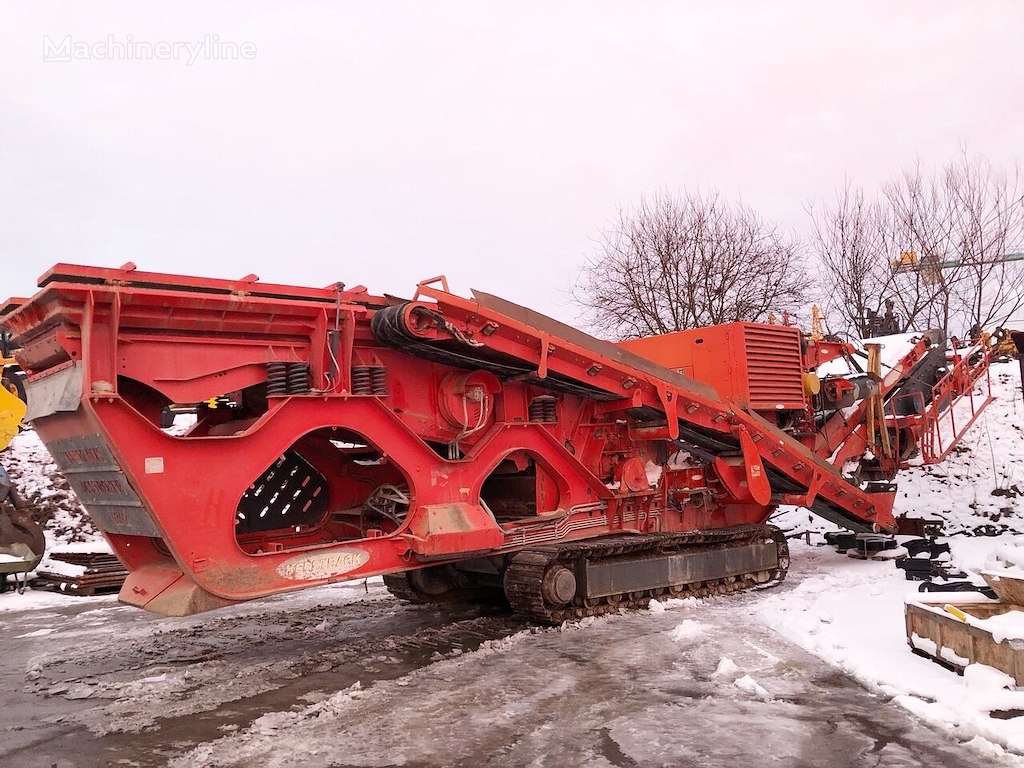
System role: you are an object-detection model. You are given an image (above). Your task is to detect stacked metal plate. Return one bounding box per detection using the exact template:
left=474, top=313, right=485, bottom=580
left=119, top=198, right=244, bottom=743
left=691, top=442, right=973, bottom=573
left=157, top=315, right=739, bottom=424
left=35, top=551, right=127, bottom=596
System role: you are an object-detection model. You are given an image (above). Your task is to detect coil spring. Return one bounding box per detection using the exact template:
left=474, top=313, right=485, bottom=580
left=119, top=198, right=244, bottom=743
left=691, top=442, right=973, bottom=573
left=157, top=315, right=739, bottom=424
left=528, top=395, right=558, bottom=423
left=352, top=366, right=373, bottom=395
left=370, top=366, right=388, bottom=396
left=286, top=363, right=310, bottom=395
left=267, top=362, right=289, bottom=397
left=351, top=366, right=387, bottom=396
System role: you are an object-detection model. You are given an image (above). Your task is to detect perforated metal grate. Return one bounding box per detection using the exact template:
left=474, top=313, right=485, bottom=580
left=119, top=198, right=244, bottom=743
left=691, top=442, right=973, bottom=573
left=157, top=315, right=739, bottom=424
left=235, top=450, right=328, bottom=534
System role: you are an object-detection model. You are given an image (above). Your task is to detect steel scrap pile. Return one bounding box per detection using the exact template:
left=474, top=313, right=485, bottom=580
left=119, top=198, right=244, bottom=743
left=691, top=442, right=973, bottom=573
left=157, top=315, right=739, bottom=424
left=35, top=551, right=128, bottom=596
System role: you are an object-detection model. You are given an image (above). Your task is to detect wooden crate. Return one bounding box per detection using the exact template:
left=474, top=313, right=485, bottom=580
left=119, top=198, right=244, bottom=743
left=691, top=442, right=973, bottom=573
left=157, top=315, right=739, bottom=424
left=905, top=591, right=1024, bottom=684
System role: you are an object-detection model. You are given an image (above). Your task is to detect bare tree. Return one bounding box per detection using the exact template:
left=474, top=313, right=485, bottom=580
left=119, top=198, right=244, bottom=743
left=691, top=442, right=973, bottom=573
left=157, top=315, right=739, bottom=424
left=573, top=190, right=806, bottom=340
left=812, top=152, right=1024, bottom=338
left=807, top=181, right=908, bottom=336
left=885, top=159, right=965, bottom=335
left=941, top=153, right=1024, bottom=333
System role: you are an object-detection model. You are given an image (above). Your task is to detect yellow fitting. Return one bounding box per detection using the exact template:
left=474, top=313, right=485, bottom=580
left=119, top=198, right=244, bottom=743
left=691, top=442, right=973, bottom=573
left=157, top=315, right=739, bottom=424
left=942, top=604, right=968, bottom=622
left=811, top=305, right=824, bottom=341
left=802, top=372, right=821, bottom=397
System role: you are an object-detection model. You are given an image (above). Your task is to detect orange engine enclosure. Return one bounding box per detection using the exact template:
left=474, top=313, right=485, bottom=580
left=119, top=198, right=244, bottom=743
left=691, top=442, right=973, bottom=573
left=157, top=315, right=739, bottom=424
left=618, top=323, right=806, bottom=413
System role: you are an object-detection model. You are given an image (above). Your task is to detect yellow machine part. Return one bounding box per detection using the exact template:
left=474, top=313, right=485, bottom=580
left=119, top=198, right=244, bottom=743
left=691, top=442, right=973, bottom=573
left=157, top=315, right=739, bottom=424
left=986, top=329, right=1019, bottom=359
left=0, top=358, right=27, bottom=453
left=802, top=372, right=821, bottom=397
left=996, top=336, right=1019, bottom=357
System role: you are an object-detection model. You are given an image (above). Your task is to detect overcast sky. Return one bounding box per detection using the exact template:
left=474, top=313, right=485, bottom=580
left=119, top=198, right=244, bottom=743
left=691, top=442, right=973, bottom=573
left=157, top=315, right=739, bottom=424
left=2, top=2, right=1022, bottom=324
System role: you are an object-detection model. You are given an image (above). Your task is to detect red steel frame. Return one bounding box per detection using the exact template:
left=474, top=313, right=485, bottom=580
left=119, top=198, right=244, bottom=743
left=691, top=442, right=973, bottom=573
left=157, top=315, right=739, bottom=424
left=887, top=339, right=993, bottom=464
left=0, top=264, right=990, bottom=614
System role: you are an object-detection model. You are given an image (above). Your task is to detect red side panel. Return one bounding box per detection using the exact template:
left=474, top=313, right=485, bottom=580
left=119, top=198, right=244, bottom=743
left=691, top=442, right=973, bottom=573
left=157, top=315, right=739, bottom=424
left=618, top=323, right=805, bottom=413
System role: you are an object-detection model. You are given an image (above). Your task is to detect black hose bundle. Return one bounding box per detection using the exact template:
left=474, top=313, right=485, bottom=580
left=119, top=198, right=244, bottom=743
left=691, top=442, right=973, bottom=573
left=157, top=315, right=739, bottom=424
left=370, top=303, right=614, bottom=400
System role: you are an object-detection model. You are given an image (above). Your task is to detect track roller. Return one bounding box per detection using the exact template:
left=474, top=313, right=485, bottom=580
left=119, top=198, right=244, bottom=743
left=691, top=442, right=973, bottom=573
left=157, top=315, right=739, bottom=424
left=384, top=564, right=505, bottom=606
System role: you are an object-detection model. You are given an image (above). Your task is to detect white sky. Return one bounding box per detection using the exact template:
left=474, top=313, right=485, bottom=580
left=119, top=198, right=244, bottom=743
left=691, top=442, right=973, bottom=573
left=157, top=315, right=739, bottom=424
left=2, top=2, right=1022, bottom=324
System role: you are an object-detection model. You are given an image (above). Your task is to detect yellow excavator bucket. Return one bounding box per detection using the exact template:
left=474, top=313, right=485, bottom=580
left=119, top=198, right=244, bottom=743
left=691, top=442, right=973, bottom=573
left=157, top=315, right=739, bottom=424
left=0, top=358, right=27, bottom=453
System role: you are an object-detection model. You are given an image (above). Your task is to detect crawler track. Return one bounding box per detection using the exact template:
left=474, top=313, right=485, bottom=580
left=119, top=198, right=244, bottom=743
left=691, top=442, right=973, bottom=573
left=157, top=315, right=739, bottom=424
left=504, top=525, right=789, bottom=623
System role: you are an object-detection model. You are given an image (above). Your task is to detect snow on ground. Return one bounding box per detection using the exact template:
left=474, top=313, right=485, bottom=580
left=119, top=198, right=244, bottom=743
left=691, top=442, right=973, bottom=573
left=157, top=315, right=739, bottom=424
left=163, top=593, right=991, bottom=768
left=15, top=576, right=398, bottom=737
left=756, top=359, right=1024, bottom=759
left=0, top=588, right=115, bottom=614
left=894, top=365, right=1024, bottom=535
left=757, top=537, right=1024, bottom=760
left=951, top=534, right=1024, bottom=575
left=763, top=365, right=1024, bottom=754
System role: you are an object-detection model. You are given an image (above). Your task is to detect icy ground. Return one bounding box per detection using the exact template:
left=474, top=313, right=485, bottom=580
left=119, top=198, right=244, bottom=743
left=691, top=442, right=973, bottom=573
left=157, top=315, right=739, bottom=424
left=0, top=560, right=1012, bottom=768
left=0, top=360, right=1022, bottom=766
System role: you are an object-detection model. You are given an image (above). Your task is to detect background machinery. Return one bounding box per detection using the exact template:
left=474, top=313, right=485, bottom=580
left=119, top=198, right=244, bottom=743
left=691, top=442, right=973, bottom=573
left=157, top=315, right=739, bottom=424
left=988, top=326, right=1021, bottom=362
left=0, top=329, right=45, bottom=591
left=0, top=264, right=993, bottom=618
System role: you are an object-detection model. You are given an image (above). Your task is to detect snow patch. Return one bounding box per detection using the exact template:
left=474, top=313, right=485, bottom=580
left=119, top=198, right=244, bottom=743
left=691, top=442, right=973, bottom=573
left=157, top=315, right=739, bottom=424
left=712, top=657, right=740, bottom=678
left=974, top=610, right=1024, bottom=643
left=648, top=596, right=701, bottom=613
left=647, top=597, right=667, bottom=614
left=14, top=627, right=57, bottom=638
left=733, top=674, right=772, bottom=700
left=667, top=619, right=703, bottom=642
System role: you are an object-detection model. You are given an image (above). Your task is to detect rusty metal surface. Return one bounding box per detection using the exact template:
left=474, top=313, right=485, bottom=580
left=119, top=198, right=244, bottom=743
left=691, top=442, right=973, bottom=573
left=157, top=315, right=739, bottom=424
left=47, top=434, right=161, bottom=537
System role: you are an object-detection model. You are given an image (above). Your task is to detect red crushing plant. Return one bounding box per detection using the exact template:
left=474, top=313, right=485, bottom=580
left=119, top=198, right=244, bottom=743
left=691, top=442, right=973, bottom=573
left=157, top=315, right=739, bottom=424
left=0, top=264, right=992, bottom=619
